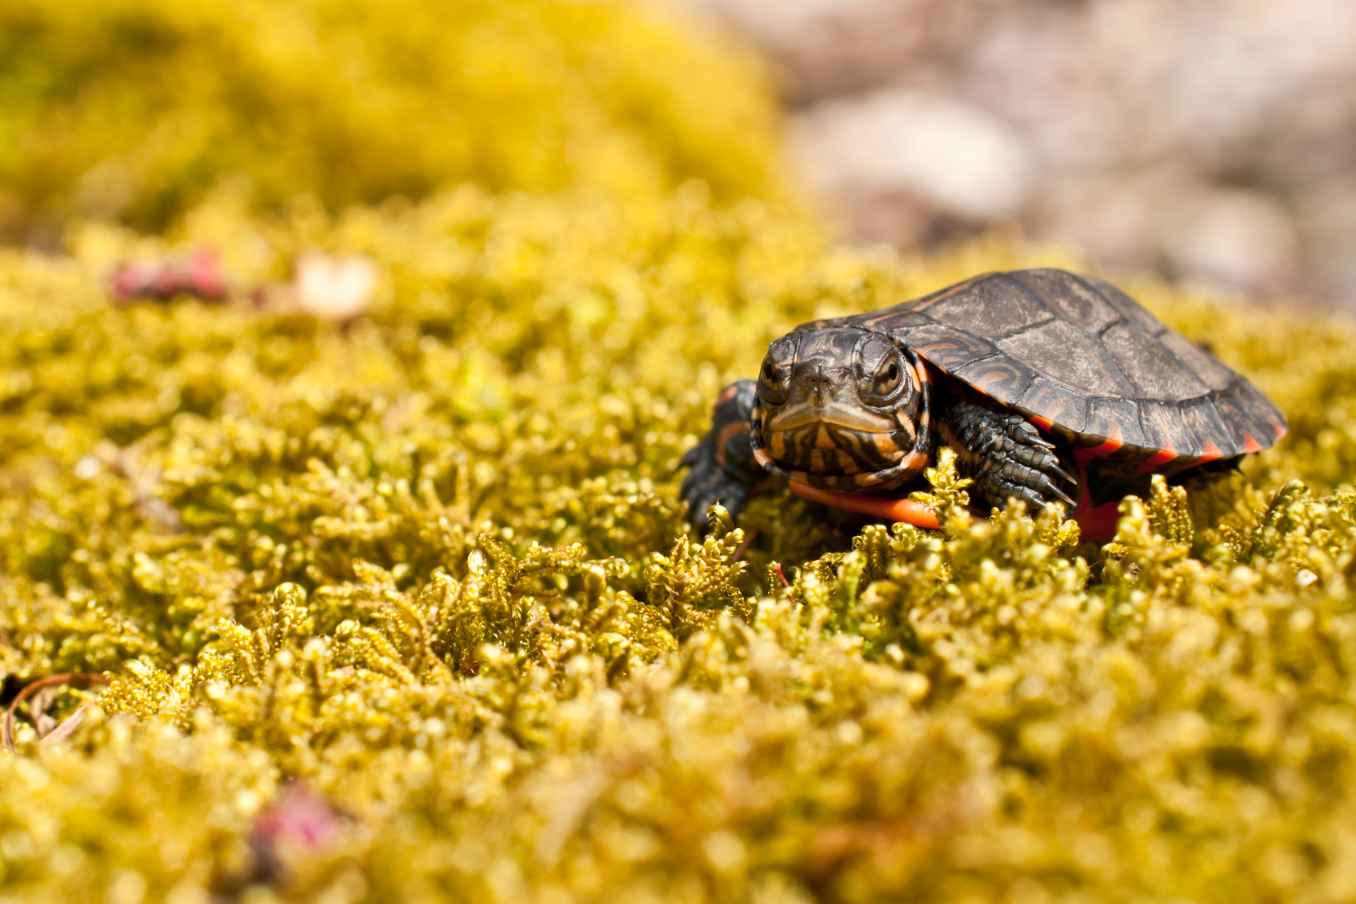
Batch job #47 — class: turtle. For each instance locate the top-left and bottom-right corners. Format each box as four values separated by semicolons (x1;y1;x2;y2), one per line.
679;268;1287;540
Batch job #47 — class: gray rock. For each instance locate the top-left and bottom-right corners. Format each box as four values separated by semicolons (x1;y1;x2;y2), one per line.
792;89;1035;222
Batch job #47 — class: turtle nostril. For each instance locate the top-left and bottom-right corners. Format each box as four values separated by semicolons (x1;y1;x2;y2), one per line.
809;373;832;405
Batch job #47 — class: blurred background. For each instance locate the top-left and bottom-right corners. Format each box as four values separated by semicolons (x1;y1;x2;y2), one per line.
3;0;1354;311
686;0;1356;309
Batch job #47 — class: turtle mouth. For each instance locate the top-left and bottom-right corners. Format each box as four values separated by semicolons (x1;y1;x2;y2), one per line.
754;437;929;491
761;402;910;482
766;401;895;434
756;421;929;492
762;425;906;477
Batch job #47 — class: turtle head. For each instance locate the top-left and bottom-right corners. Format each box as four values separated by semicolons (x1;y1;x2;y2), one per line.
750;325;932;491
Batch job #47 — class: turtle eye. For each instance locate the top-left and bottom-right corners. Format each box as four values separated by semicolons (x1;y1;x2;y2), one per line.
875;361;901;394
862;354;906;403
758;360;790;405
758;337;796;405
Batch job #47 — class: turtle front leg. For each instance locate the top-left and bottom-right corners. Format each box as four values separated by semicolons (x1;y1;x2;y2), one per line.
940;397;1078;512
680;379;765;531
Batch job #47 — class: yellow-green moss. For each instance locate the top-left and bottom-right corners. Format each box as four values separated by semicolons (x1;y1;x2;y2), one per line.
0;0;788;239
2;187;1355;902
3;2;1356;900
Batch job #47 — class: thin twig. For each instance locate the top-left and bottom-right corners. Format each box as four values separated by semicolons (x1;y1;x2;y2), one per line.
40;703;93;747
4;673;108;752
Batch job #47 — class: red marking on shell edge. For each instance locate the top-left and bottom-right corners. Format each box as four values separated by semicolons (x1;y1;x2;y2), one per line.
1197;440;1223;463
1073;426;1124;466
1243;433;1262;454
717;385;739;403
1273;420;1287;440
1136;448;1177;476
788;481;941;530
1028;414;1054;432
1093;434;1125;455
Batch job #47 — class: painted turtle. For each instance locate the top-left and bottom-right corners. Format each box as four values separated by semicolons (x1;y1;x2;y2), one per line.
680;268;1286;540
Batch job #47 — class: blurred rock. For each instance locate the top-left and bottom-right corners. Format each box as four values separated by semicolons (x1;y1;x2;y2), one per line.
293;253;378;322
793;90;1034;219
685;0;983;105
1299;181;1356;305
689;0;1356;309
792;90;1034;245
1161;190;1301;297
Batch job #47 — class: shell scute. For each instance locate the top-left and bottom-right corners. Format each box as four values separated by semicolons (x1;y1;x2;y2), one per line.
1103;322;1209;399
1017;381;1090;436
950;356;1035;401
857;268;1286;457
1179;397;1235;459
1084;396;1149;449
908;272;1052;338
1012;269;1122;332
993;317;1137;397
1137;399;1202;458
1157;329;1237;392
899;322;999;371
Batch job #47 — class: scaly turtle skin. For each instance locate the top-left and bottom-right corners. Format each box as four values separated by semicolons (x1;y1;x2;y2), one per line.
680;268;1287;540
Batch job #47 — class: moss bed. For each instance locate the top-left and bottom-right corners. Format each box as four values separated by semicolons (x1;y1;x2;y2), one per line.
3;2;1356;902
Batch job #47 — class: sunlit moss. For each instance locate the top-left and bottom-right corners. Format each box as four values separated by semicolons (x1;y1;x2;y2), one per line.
1;183;1354;901
2;2;1356;898
0;0;789;239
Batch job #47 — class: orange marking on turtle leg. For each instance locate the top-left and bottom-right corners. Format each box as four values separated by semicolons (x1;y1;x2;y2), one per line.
898;450;929;475
788;481;941;531
1243;433;1262;454
717;385;739;403
714;421;748;467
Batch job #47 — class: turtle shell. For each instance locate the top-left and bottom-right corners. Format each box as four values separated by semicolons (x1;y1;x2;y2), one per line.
848;268;1287;463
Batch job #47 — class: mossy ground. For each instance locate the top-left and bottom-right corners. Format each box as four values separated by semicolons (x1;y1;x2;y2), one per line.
2;3;1356;903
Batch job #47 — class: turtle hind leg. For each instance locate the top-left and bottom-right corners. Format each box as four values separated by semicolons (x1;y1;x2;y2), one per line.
679;379;764;532
939;395;1079;513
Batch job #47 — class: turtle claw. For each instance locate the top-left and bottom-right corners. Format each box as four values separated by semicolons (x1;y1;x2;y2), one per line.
944;398;1083;516
678;379;762;534
1013;462;1078;509
1041;476;1078;510
1050;462;1078;491
985;460;1077;514
679;435;751;532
